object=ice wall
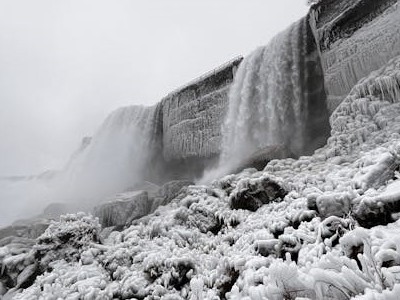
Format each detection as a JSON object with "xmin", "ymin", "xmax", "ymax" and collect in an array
[
  {"xmin": 218, "ymin": 16, "xmax": 330, "ymax": 172},
  {"xmin": 161, "ymin": 57, "xmax": 242, "ymax": 162},
  {"xmin": 311, "ymin": 0, "xmax": 400, "ymax": 113}
]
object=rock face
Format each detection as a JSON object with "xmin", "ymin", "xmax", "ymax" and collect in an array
[
  {"xmin": 311, "ymin": 0, "xmax": 400, "ymax": 113},
  {"xmin": 162, "ymin": 58, "xmax": 243, "ymax": 161},
  {"xmin": 230, "ymin": 177, "xmax": 287, "ymax": 211},
  {"xmin": 159, "ymin": 57, "xmax": 243, "ymax": 179},
  {"xmin": 93, "ymin": 191, "xmax": 151, "ymax": 227}
]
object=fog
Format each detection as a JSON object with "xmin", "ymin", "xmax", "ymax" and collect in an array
[{"xmin": 0, "ymin": 0, "xmax": 308, "ymax": 225}]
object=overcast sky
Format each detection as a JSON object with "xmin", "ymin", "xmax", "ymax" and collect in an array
[{"xmin": 0, "ymin": 0, "xmax": 309, "ymax": 176}]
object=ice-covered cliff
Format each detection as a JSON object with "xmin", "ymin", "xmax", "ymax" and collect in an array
[
  {"xmin": 162, "ymin": 57, "xmax": 243, "ymax": 162},
  {"xmin": 311, "ymin": 0, "xmax": 400, "ymax": 113}
]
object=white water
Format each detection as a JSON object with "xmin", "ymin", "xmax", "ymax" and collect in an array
[
  {"xmin": 59, "ymin": 105, "xmax": 159, "ymax": 201},
  {"xmin": 0, "ymin": 105, "xmax": 159, "ymax": 226},
  {"xmin": 204, "ymin": 18, "xmax": 315, "ymax": 180}
]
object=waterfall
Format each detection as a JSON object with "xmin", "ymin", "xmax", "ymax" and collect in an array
[
  {"xmin": 0, "ymin": 105, "xmax": 162, "ymax": 226},
  {"xmin": 213, "ymin": 16, "xmax": 330, "ymax": 177},
  {"xmin": 60, "ymin": 104, "xmax": 161, "ymax": 201}
]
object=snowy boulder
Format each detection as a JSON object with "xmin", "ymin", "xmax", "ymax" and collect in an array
[
  {"xmin": 315, "ymin": 192, "xmax": 352, "ymax": 218},
  {"xmin": 277, "ymin": 234, "xmax": 302, "ymax": 262},
  {"xmin": 318, "ymin": 216, "xmax": 350, "ymax": 246},
  {"xmin": 355, "ymin": 152, "xmax": 399, "ymax": 191},
  {"xmin": 143, "ymin": 256, "xmax": 196, "ymax": 291},
  {"xmin": 94, "ymin": 190, "xmax": 152, "ymax": 227},
  {"xmin": 353, "ymin": 188, "xmax": 400, "ymax": 228},
  {"xmin": 340, "ymin": 228, "xmax": 366, "ymax": 265},
  {"xmin": 254, "ymin": 239, "xmax": 279, "ymax": 257},
  {"xmin": 16, "ymin": 263, "xmax": 38, "ymax": 289},
  {"xmin": 151, "ymin": 180, "xmax": 194, "ymax": 210},
  {"xmin": 34, "ymin": 213, "xmax": 100, "ymax": 267},
  {"xmin": 230, "ymin": 178, "xmax": 287, "ymax": 211}
]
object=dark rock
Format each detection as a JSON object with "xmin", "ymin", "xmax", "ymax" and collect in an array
[
  {"xmin": 216, "ymin": 267, "xmax": 240, "ymax": 300},
  {"xmin": 151, "ymin": 180, "xmax": 194, "ymax": 211},
  {"xmin": 277, "ymin": 235, "xmax": 302, "ymax": 263},
  {"xmin": 231, "ymin": 145, "xmax": 296, "ymax": 174},
  {"xmin": 186, "ymin": 207, "xmax": 221, "ymax": 234},
  {"xmin": 254, "ymin": 239, "xmax": 279, "ymax": 257},
  {"xmin": 316, "ymin": 193, "xmax": 352, "ymax": 218},
  {"xmin": 159, "ymin": 180, "xmax": 194, "ymax": 205},
  {"xmin": 319, "ymin": 216, "xmax": 349, "ymax": 248},
  {"xmin": 353, "ymin": 187, "xmax": 400, "ymax": 228},
  {"xmin": 168, "ymin": 260, "xmax": 195, "ymax": 290},
  {"xmin": 290, "ymin": 210, "xmax": 316, "ymax": 229},
  {"xmin": 230, "ymin": 178, "xmax": 287, "ymax": 211}
]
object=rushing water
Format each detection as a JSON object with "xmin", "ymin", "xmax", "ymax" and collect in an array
[
  {"xmin": 60, "ymin": 105, "xmax": 160, "ymax": 200},
  {"xmin": 218, "ymin": 16, "xmax": 329, "ymax": 172},
  {"xmin": 0, "ymin": 105, "xmax": 161, "ymax": 226}
]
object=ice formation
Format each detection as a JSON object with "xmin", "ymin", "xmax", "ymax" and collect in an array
[{"xmin": 312, "ymin": 1, "xmax": 400, "ymax": 112}]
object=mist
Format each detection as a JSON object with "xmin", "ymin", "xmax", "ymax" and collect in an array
[{"xmin": 0, "ymin": 0, "xmax": 309, "ymax": 226}]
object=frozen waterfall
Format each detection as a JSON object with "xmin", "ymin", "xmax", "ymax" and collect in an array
[{"xmin": 216, "ymin": 16, "xmax": 330, "ymax": 175}]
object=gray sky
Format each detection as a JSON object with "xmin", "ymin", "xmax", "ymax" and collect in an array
[{"xmin": 0, "ymin": 0, "xmax": 309, "ymax": 176}]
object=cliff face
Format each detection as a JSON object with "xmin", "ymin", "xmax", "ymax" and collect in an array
[
  {"xmin": 161, "ymin": 57, "xmax": 242, "ymax": 162},
  {"xmin": 311, "ymin": 0, "xmax": 400, "ymax": 113}
]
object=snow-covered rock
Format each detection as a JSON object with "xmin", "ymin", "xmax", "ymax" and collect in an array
[
  {"xmin": 151, "ymin": 180, "xmax": 194, "ymax": 211},
  {"xmin": 94, "ymin": 191, "xmax": 151, "ymax": 228}
]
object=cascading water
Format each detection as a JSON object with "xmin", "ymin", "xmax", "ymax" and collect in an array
[
  {"xmin": 210, "ymin": 16, "xmax": 330, "ymax": 178},
  {"xmin": 59, "ymin": 104, "xmax": 161, "ymax": 201},
  {"xmin": 0, "ymin": 104, "xmax": 162, "ymax": 226}
]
